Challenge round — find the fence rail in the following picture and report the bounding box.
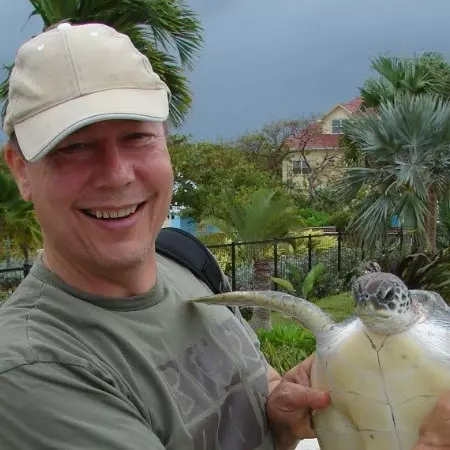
[207,230,413,294]
[1,230,413,296]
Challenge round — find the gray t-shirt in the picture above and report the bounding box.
[0,255,275,450]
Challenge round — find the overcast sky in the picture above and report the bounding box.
[2,0,450,143]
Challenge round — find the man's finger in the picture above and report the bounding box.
[272,382,330,412]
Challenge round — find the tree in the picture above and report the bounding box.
[285,122,341,201]
[343,53,450,166]
[0,162,42,262]
[168,135,281,221]
[202,188,306,331]
[360,53,450,109]
[0,0,203,127]
[338,94,450,252]
[234,118,318,179]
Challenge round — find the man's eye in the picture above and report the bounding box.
[126,133,156,144]
[58,142,89,153]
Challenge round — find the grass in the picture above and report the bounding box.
[271,292,355,326]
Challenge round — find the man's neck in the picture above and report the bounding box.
[41,250,157,298]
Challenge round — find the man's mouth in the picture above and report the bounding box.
[81,202,145,220]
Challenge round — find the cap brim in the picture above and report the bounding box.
[14,88,169,162]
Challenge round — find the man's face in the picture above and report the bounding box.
[7,120,173,273]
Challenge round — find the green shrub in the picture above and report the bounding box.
[257,323,316,374]
[298,208,329,227]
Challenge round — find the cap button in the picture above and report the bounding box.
[57,23,72,31]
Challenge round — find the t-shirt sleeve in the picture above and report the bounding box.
[0,362,165,450]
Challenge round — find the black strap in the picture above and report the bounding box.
[155,227,229,294]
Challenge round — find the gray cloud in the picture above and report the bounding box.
[2,0,450,143]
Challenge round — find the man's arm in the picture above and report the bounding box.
[0,362,165,450]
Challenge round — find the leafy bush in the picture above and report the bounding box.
[257,323,316,374]
[271,262,325,299]
[297,208,329,227]
[279,247,364,298]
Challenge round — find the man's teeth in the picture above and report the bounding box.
[89,205,138,219]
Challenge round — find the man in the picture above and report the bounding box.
[0,22,328,450]
[0,22,447,450]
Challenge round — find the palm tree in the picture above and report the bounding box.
[343,53,450,166]
[202,188,305,330]
[338,93,450,253]
[0,164,42,263]
[0,0,203,127]
[360,53,450,108]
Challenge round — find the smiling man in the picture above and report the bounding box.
[0,21,330,450]
[2,20,450,450]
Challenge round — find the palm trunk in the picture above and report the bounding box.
[427,187,437,253]
[249,258,272,331]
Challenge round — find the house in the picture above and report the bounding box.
[283,97,362,189]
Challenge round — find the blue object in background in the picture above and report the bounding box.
[168,214,220,236]
[390,215,400,228]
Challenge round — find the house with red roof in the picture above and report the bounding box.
[283,97,362,189]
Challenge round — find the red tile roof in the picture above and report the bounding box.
[287,97,361,151]
[287,126,340,150]
[341,97,362,113]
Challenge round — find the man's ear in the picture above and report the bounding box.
[3,142,33,202]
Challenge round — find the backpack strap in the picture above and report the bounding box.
[155,227,230,294]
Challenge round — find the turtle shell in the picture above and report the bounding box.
[311,312,450,450]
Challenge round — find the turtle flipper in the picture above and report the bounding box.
[410,289,449,313]
[190,291,335,335]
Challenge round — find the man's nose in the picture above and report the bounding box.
[92,145,135,189]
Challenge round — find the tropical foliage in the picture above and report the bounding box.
[0,0,203,127]
[202,188,305,330]
[338,93,450,251]
[168,134,281,221]
[0,159,42,261]
[360,53,450,109]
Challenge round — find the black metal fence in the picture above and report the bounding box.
[0,263,32,291]
[207,230,414,294]
[0,230,413,296]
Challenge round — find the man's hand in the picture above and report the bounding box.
[266,355,330,450]
[413,390,450,450]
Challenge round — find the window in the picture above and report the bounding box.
[292,160,311,175]
[331,119,343,134]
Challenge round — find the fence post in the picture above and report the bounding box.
[273,240,278,291]
[308,235,312,271]
[399,227,404,253]
[23,262,31,277]
[337,231,342,273]
[231,242,236,291]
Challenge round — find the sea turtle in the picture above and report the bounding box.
[190,271,450,450]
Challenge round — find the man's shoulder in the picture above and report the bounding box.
[0,276,87,374]
[0,285,41,373]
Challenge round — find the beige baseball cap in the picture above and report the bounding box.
[4,22,171,162]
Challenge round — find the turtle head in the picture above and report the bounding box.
[352,272,417,334]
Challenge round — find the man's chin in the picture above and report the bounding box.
[90,244,152,272]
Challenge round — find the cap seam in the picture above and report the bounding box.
[62,29,81,96]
